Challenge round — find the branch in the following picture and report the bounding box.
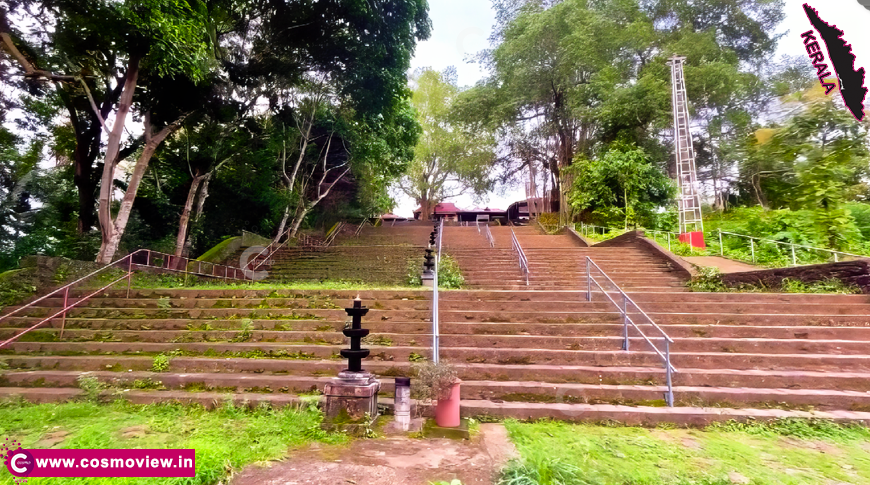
[78,78,110,134]
[0,30,77,81]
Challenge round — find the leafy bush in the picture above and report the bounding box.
[686,267,728,292]
[77,375,105,402]
[412,360,458,400]
[405,255,463,288]
[537,213,559,226]
[152,354,171,372]
[780,278,861,294]
[406,257,423,286]
[438,255,464,289]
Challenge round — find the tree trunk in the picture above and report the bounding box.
[274,206,291,243]
[96,55,141,259]
[96,110,183,263]
[288,205,310,239]
[174,173,205,257]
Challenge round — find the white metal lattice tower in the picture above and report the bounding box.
[668,55,703,234]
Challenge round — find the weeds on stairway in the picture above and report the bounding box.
[686,267,729,292]
[232,318,255,342]
[779,277,861,294]
[0,398,347,485]
[77,374,105,402]
[687,267,861,294]
[152,353,171,372]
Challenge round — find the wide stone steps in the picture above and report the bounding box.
[4,386,870,425]
[5,327,869,356]
[9,356,870,393]
[2,222,869,423]
[5,369,870,410]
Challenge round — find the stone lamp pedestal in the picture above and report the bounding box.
[321,298,380,436]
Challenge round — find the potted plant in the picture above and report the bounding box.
[414,360,461,427]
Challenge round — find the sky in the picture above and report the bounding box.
[391,0,870,218]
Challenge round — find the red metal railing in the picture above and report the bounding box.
[0,249,249,348]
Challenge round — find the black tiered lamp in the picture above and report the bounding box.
[340,298,370,373]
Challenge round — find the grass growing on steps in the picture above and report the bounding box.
[500,418,870,485]
[686,267,862,294]
[0,399,347,485]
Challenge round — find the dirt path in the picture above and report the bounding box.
[683,256,760,273]
[229,423,518,485]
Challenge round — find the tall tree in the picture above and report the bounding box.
[456,0,784,222]
[399,68,496,219]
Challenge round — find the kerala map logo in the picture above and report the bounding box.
[802,3,867,121]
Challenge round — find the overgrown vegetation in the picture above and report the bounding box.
[686,267,862,294]
[406,255,464,289]
[0,399,346,484]
[501,418,870,485]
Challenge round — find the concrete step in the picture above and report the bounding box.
[5,328,867,355]
[10,341,870,371]
[4,370,870,410]
[9,356,870,392]
[0,387,306,409]
[453,400,870,425]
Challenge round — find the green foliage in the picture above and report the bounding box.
[232,319,255,342]
[687,267,728,292]
[399,68,496,216]
[779,278,861,295]
[738,91,868,247]
[406,258,423,286]
[0,399,346,485]
[502,418,870,485]
[76,375,106,402]
[498,457,583,485]
[438,255,464,289]
[151,354,171,372]
[707,418,870,441]
[0,270,37,308]
[537,213,559,226]
[411,360,458,400]
[568,143,676,229]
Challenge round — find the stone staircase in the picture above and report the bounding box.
[3,224,870,424]
[234,223,434,285]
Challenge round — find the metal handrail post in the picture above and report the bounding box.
[126,254,133,299]
[622,294,629,351]
[59,286,69,341]
[583,256,677,407]
[667,232,671,252]
[665,341,674,406]
[586,259,591,301]
[718,229,723,256]
[791,245,797,266]
[750,239,756,263]
[433,264,439,364]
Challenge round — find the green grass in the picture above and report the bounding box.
[500,418,870,485]
[686,267,862,294]
[0,399,347,485]
[131,276,423,291]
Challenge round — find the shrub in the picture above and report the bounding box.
[151,354,171,372]
[412,360,459,400]
[76,375,105,402]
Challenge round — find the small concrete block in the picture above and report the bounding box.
[382,417,425,435]
[423,418,471,440]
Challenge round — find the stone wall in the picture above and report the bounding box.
[721,259,870,293]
